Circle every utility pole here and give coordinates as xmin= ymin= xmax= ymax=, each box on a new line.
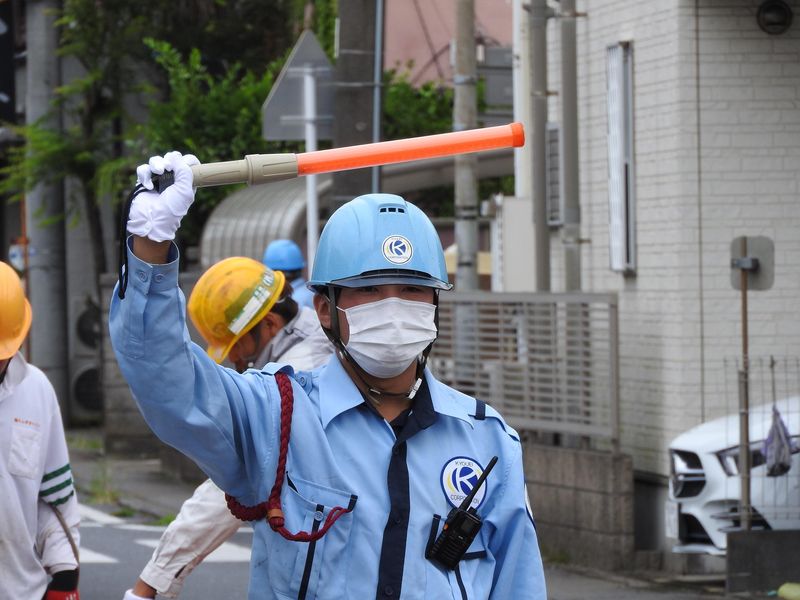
xmin=454 ymin=0 xmax=478 ymax=291
xmin=24 ymin=0 xmax=68 ymax=408
xmin=331 ymin=0 xmax=376 ymax=210
xmin=530 ymin=0 xmax=551 ymax=291
xmin=561 ymin=0 xmax=581 ymax=291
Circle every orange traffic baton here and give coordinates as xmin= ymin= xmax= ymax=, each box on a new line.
xmin=154 ymin=123 xmax=524 ymax=192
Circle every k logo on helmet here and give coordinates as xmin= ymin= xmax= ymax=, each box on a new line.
xmin=441 ymin=457 xmax=488 ymax=510
xmin=382 ymin=235 xmax=413 ymax=265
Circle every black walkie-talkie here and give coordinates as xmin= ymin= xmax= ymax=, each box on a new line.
xmin=427 ymin=456 xmax=498 ymax=570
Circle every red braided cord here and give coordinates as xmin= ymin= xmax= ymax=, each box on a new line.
xmin=225 ymin=372 xmax=353 ymax=542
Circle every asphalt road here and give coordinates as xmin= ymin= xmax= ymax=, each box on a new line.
xmin=78 ymin=504 xmax=251 ymax=600
xmin=77 ymin=503 xmax=741 ymax=599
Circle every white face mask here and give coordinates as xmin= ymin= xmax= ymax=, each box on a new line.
xmin=340 ymin=297 xmax=438 ymax=379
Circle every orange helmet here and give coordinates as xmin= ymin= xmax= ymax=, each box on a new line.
xmin=0 ymin=261 xmax=32 ymax=360
xmin=187 ymin=257 xmax=286 ymax=363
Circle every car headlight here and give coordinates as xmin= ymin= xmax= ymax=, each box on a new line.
xmin=717 ymin=447 xmax=740 ymax=476
xmin=715 ymin=445 xmax=767 ymax=476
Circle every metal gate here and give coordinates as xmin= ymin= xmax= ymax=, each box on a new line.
xmin=429 ymin=291 xmax=620 ymax=448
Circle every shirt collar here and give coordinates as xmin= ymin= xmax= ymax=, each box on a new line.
xmin=318 ymin=358 xmax=474 ymax=430
xmin=0 ymin=353 xmax=29 ymax=402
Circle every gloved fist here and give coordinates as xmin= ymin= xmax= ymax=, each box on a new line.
xmin=128 ymin=151 xmax=200 ymax=242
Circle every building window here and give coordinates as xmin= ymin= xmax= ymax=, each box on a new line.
xmin=606 ymin=42 xmax=636 ymax=274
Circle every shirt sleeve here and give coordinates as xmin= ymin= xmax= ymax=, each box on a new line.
xmin=109 ymin=240 xmax=280 ymax=502
xmin=37 ymin=392 xmax=80 ymax=574
xmin=139 ymin=480 xmax=243 ymax=598
xmin=486 ymin=441 xmax=547 ymax=599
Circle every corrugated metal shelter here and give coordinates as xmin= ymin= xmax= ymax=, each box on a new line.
xmin=199 ymin=175 xmax=331 ymax=269
xmin=199 ymin=148 xmax=513 ymax=269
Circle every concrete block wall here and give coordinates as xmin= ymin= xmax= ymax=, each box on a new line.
xmin=542 ymin=0 xmax=800 ymax=478
xmin=100 ymin=273 xmax=162 ymax=457
xmin=101 ymin=271 xmax=204 ymax=461
xmin=524 ymin=442 xmax=634 ymax=571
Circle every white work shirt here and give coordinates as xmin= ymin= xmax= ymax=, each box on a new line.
xmin=139 ymin=307 xmax=333 ymax=598
xmin=110 ymin=243 xmax=546 ymax=599
xmin=0 ymin=353 xmax=80 ymax=599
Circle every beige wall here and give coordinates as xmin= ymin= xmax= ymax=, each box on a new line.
xmin=544 ymin=0 xmax=800 ymax=474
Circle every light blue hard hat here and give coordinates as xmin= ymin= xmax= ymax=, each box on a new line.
xmin=308 ymin=194 xmax=452 ymax=290
xmin=263 ymin=239 xmax=305 ymax=271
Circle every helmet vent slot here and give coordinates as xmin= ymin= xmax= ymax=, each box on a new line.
xmin=379 ymin=206 xmax=405 ymax=214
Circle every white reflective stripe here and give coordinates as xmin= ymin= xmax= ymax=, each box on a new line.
xmin=228 ymin=273 xmax=275 ymax=335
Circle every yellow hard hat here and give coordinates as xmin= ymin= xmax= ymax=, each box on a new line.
xmin=188 ymin=257 xmax=286 ymax=363
xmin=0 ymin=261 xmax=32 ymax=360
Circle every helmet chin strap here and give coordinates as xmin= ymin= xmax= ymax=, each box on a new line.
xmin=322 ymin=286 xmax=438 ymax=405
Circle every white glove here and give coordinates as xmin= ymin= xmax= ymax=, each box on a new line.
xmin=128 ymin=151 xmax=200 ymax=242
xmin=122 ymin=590 xmax=152 ymax=600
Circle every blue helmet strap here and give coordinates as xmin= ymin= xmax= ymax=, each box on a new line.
xmin=321 ymin=285 xmax=438 ymax=403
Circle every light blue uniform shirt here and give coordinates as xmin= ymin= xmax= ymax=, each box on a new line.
xmin=291 ymin=276 xmax=315 ymax=310
xmin=110 ymin=244 xmax=546 ymax=600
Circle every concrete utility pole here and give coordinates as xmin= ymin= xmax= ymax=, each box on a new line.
xmin=24 ymin=0 xmax=68 ymax=407
xmin=332 ymin=0 xmax=377 ymax=210
xmin=530 ymin=0 xmax=551 ymax=291
xmin=453 ymin=0 xmax=478 ymax=291
xmin=561 ymin=0 xmax=581 ymax=291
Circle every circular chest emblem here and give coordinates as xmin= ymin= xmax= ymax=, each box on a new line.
xmin=440 ymin=456 xmax=487 ymax=510
xmin=382 ymin=235 xmax=413 ymax=265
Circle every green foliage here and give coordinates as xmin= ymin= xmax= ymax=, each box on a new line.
xmin=137 ymin=39 xmax=301 ymax=247
xmin=290 ymin=0 xmax=338 ymax=59
xmin=382 ymin=69 xmax=454 ymax=141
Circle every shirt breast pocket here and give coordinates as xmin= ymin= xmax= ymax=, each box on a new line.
xmin=265 ymin=472 xmax=357 ymax=599
xmin=9 ymin=424 xmax=41 ymax=480
xmin=426 ymin=515 xmax=492 ymax=600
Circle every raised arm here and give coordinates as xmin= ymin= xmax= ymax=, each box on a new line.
xmin=109 ymin=152 xmax=279 ymax=502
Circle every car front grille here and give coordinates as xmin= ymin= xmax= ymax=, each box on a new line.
xmin=671 ymin=450 xmax=706 ymax=498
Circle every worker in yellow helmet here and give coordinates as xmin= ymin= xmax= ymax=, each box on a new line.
xmin=187 ymin=256 xmax=332 ymax=373
xmin=125 ymin=257 xmax=332 ymax=600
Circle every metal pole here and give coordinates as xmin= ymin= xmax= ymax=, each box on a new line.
xmin=371 ymin=0 xmax=384 ymax=193
xmin=454 ymin=0 xmax=478 ymax=291
xmin=530 ymin=0 xmax=551 ymax=291
xmin=25 ymin=0 xmax=68 ymax=407
xmin=739 ymin=236 xmax=751 ymax=531
xmin=304 ymin=67 xmax=319 ymax=269
xmin=610 ymin=299 xmax=621 ymax=455
xmin=560 ymin=0 xmax=581 ymax=291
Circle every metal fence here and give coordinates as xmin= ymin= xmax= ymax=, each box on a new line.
xmin=429 ymin=291 xmax=620 ymax=448
xmin=718 ymin=356 xmax=800 ymax=525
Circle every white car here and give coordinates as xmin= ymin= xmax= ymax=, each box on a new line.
xmin=665 ymin=397 xmax=800 ymax=554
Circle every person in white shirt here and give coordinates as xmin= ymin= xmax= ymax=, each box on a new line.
xmin=0 ymin=261 xmax=81 ymax=600
xmin=125 ymin=257 xmax=332 ymax=599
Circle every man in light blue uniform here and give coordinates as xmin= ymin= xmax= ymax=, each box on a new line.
xmin=111 ymin=151 xmax=546 ymax=599
xmin=263 ymin=239 xmax=315 ymax=309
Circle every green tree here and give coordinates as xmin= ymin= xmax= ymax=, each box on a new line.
xmin=0 ymin=0 xmax=298 ymax=287
xmin=137 ymin=39 xmax=300 ymax=250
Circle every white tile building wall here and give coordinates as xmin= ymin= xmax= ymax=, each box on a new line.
xmin=542 ymin=0 xmax=800 ymax=474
